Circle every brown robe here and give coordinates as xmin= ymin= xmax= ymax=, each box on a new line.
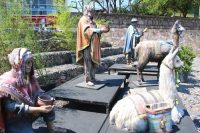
xmin=76 ymin=16 xmax=101 ymax=65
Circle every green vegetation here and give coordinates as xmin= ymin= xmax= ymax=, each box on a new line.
xmin=35 ymin=1 xmax=80 ymax=52
xmin=70 ymin=0 xmax=199 ymax=17
xmin=178 ymin=45 xmax=196 ymax=74
xmin=0 ymin=1 xmax=41 ymax=74
xmin=95 ymin=18 xmax=112 ymax=27
xmin=130 ymin=0 xmax=200 ymax=17
xmin=0 ymin=1 xmax=51 ymax=85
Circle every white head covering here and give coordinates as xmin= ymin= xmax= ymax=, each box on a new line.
xmin=8 ymin=48 xmax=33 ymax=86
xmin=131 ymin=18 xmax=138 ymax=23
xmin=83 ymin=5 xmax=94 ymax=16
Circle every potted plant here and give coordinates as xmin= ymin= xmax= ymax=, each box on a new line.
xmin=177 ymin=45 xmax=196 ymax=82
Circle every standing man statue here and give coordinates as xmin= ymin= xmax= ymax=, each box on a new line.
xmin=123 ymin=18 xmax=146 ymax=66
xmin=76 ymin=5 xmax=109 ymax=86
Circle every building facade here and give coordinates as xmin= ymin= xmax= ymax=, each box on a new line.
xmin=23 ymin=0 xmax=57 ymax=30
xmin=28 ymin=0 xmax=56 ymax=15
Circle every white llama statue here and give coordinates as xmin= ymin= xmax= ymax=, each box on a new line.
xmin=109 ymin=47 xmax=183 ymax=132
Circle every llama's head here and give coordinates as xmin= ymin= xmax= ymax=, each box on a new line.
xmin=171 ymin=20 xmax=185 ymax=36
xmin=162 ymin=47 xmax=183 ymax=69
xmin=159 ymin=47 xmax=183 ymax=105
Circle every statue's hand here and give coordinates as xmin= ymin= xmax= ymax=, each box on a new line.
xmin=143 ymin=27 xmax=148 ymax=33
xmin=141 ymin=27 xmax=148 ymax=36
xmin=38 ymin=105 xmax=54 ymax=113
xmin=100 ymin=25 xmax=110 ymax=33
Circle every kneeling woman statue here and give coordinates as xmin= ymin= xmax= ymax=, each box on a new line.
xmin=0 ymin=48 xmax=66 ymax=133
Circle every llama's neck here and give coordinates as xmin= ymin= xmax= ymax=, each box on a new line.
xmin=159 ymin=64 xmax=176 ymax=103
xmin=172 ymin=33 xmax=179 ymax=49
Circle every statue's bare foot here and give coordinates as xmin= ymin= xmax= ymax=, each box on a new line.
xmin=87 ymin=81 xmax=94 ymax=86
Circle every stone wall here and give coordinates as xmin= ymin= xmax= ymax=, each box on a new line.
xmin=93 ymin=13 xmax=200 ymax=53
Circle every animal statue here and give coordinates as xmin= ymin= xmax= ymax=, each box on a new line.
xmin=134 ymin=20 xmax=185 ymax=83
xmin=109 ymin=47 xmax=183 ymax=132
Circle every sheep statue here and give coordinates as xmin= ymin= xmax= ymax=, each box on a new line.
xmin=109 ymin=47 xmax=183 ymax=132
xmin=134 ymin=20 xmax=185 ymax=83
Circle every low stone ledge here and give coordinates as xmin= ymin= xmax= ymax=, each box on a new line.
xmin=101 ymin=47 xmax=123 ymax=57
xmin=36 ymin=47 xmax=123 ymax=68
xmin=97 ymin=54 xmax=126 ymax=73
xmin=35 ymin=64 xmax=84 ymax=87
xmin=34 ymin=51 xmax=74 ymax=68
xmin=35 ymin=54 xmax=126 ymax=88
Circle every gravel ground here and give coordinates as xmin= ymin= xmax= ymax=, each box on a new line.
xmin=177 ymin=57 xmax=200 ymax=132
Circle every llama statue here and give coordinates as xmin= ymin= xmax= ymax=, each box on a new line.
xmin=134 ymin=20 xmax=185 ymax=83
xmin=109 ymin=47 xmax=183 ymax=132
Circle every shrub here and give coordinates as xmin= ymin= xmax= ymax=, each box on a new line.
xmin=0 ymin=1 xmax=42 ymax=74
xmin=178 ymin=45 xmax=196 ymax=73
xmin=52 ymin=2 xmax=79 ymax=52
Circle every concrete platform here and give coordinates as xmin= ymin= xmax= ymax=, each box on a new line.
xmin=108 ymin=63 xmax=158 ymax=75
xmin=35 ymin=73 xmax=197 ymax=133
xmin=128 ymin=74 xmax=158 ymax=88
xmin=47 ymin=74 xmax=126 ymax=113
xmin=34 ymin=108 xmax=107 ymax=133
xmin=100 ymin=110 xmax=198 ymax=133
xmin=76 ymin=81 xmax=106 ymax=90
xmin=122 ymin=74 xmax=198 ymax=133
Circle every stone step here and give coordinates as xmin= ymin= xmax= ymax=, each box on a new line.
xmin=98 ymin=54 xmax=126 ymax=73
xmin=36 ymin=47 xmax=123 ymax=68
xmin=35 ymin=64 xmax=84 ymax=89
xmin=101 ymin=47 xmax=123 ymax=58
xmin=34 ymin=51 xmax=74 ymax=68
xmin=35 ymin=54 xmax=126 ymax=89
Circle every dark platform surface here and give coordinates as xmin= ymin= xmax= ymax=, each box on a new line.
xmin=47 ymin=74 xmax=126 ymax=112
xmin=76 ymin=81 xmax=106 ymax=90
xmin=108 ymin=63 xmax=158 ymax=75
xmin=34 ymin=108 xmax=107 ymax=133
xmin=118 ymin=74 xmax=197 ymax=133
xmin=35 ymin=72 xmax=197 ymax=133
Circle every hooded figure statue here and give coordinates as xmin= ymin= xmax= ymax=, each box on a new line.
xmin=0 ymin=48 xmax=66 ymax=133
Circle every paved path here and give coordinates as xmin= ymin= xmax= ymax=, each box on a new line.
xmin=177 ymin=57 xmax=200 ymax=132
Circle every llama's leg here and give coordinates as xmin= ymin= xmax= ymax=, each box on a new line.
xmin=139 ymin=64 xmax=146 ymax=82
xmin=137 ymin=68 xmax=141 ymax=83
xmin=157 ymin=61 xmax=161 ymax=80
xmin=137 ymin=68 xmax=143 ymax=84
xmin=141 ymin=69 xmax=145 ymax=82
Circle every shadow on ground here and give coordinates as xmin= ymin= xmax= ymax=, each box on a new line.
xmin=34 ymin=127 xmax=76 ymax=133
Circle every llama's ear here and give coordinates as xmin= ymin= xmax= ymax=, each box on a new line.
xmin=172 ymin=47 xmax=179 ymax=58
xmin=170 ymin=46 xmax=174 ymax=53
xmin=175 ymin=20 xmax=179 ymax=25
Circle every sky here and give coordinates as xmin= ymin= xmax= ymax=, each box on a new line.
xmin=67 ymin=0 xmax=130 ymax=12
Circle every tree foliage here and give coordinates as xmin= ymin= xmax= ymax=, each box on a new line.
xmin=178 ymin=45 xmax=196 ymax=73
xmin=0 ymin=0 xmax=41 ymax=74
xmin=52 ymin=1 xmax=79 ymax=51
xmin=130 ymin=0 xmax=200 ymax=17
xmin=70 ymin=0 xmax=130 ymax=13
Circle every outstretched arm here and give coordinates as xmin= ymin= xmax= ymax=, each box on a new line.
xmin=140 ymin=27 xmax=148 ymax=37
xmin=4 ymin=99 xmax=54 ymax=116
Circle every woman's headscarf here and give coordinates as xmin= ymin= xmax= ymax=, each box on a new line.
xmin=0 ymin=48 xmax=35 ymax=132
xmin=8 ymin=48 xmax=34 ymax=87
